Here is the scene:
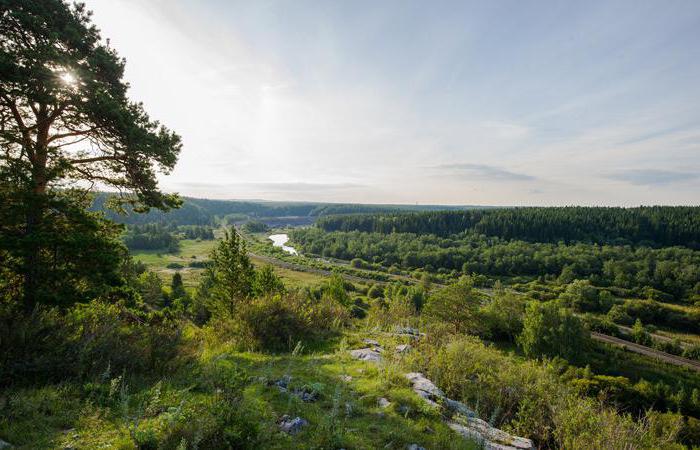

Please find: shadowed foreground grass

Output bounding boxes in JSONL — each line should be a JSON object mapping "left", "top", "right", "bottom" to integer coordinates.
{"left": 0, "top": 327, "right": 478, "bottom": 449}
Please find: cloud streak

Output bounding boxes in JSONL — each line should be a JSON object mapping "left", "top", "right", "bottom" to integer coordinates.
{"left": 429, "top": 163, "right": 536, "bottom": 182}
{"left": 605, "top": 169, "right": 698, "bottom": 186}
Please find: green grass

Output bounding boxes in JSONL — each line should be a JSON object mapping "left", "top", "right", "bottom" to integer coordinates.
{"left": 0, "top": 329, "right": 479, "bottom": 449}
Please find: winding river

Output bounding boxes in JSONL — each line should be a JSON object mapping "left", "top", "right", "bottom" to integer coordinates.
{"left": 268, "top": 233, "right": 298, "bottom": 255}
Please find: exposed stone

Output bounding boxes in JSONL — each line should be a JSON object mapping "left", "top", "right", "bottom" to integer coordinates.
{"left": 395, "top": 344, "right": 411, "bottom": 354}
{"left": 278, "top": 415, "right": 308, "bottom": 435}
{"left": 407, "top": 444, "right": 426, "bottom": 450}
{"left": 377, "top": 397, "right": 391, "bottom": 408}
{"left": 340, "top": 374, "right": 353, "bottom": 382}
{"left": 0, "top": 440, "right": 13, "bottom": 449}
{"left": 269, "top": 376, "right": 319, "bottom": 402}
{"left": 405, "top": 372, "right": 533, "bottom": 450}
{"left": 395, "top": 326, "right": 425, "bottom": 338}
{"left": 363, "top": 338, "right": 381, "bottom": 347}
{"left": 350, "top": 347, "right": 382, "bottom": 362}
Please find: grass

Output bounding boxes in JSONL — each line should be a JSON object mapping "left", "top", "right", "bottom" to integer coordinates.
{"left": 132, "top": 234, "right": 351, "bottom": 291}
{"left": 0, "top": 328, "right": 479, "bottom": 449}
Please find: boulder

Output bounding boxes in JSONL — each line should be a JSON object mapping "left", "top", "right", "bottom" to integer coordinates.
{"left": 278, "top": 415, "right": 308, "bottom": 435}
{"left": 0, "top": 440, "right": 13, "bottom": 449}
{"left": 407, "top": 444, "right": 426, "bottom": 450}
{"left": 350, "top": 347, "right": 382, "bottom": 363}
{"left": 377, "top": 397, "right": 391, "bottom": 408}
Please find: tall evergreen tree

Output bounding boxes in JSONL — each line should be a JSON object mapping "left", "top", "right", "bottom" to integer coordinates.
{"left": 0, "top": 1, "right": 182, "bottom": 309}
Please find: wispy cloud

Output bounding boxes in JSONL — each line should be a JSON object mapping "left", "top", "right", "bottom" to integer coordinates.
{"left": 429, "top": 163, "right": 536, "bottom": 182}
{"left": 605, "top": 169, "right": 698, "bottom": 186}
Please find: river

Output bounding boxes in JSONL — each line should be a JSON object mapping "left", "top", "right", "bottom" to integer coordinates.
{"left": 268, "top": 233, "right": 298, "bottom": 255}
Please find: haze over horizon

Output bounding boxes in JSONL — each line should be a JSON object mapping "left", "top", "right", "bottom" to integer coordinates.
{"left": 85, "top": 0, "right": 700, "bottom": 206}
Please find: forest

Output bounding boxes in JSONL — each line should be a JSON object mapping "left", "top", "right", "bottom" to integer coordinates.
{"left": 2, "top": 1, "right": 700, "bottom": 449}
{"left": 316, "top": 206, "right": 700, "bottom": 248}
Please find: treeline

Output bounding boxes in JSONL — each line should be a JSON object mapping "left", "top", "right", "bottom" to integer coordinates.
{"left": 290, "top": 228, "right": 700, "bottom": 302}
{"left": 316, "top": 206, "right": 700, "bottom": 248}
{"left": 92, "top": 193, "right": 474, "bottom": 227}
{"left": 122, "top": 224, "right": 214, "bottom": 251}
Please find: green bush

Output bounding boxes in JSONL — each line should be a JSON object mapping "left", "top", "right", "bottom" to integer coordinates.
{"left": 0, "top": 298, "right": 181, "bottom": 385}
{"left": 208, "top": 293, "right": 349, "bottom": 352}
{"left": 408, "top": 335, "right": 682, "bottom": 448}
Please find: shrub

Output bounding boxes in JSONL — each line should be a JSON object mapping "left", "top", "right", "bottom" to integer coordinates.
{"left": 518, "top": 301, "right": 590, "bottom": 364}
{"left": 0, "top": 298, "right": 181, "bottom": 384}
{"left": 166, "top": 262, "right": 184, "bottom": 269}
{"left": 208, "top": 293, "right": 348, "bottom": 352}
{"left": 408, "top": 335, "right": 682, "bottom": 448}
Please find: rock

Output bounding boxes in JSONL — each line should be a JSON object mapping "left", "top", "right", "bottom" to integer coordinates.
{"left": 395, "top": 326, "right": 425, "bottom": 337}
{"left": 405, "top": 372, "right": 445, "bottom": 406}
{"left": 445, "top": 398, "right": 476, "bottom": 418}
{"left": 448, "top": 420, "right": 533, "bottom": 450}
{"left": 407, "top": 444, "right": 426, "bottom": 450}
{"left": 340, "top": 374, "right": 353, "bottom": 382}
{"left": 271, "top": 375, "right": 291, "bottom": 392}
{"left": 350, "top": 347, "right": 382, "bottom": 362}
{"left": 377, "top": 397, "right": 391, "bottom": 408}
{"left": 293, "top": 386, "right": 319, "bottom": 402}
{"left": 0, "top": 440, "right": 13, "bottom": 449}
{"left": 278, "top": 415, "right": 309, "bottom": 435}
{"left": 395, "top": 344, "right": 411, "bottom": 354}
{"left": 405, "top": 372, "right": 533, "bottom": 450}
{"left": 363, "top": 338, "right": 381, "bottom": 347}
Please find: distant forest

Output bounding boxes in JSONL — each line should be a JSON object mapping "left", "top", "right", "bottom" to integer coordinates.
{"left": 91, "top": 193, "right": 480, "bottom": 226}
{"left": 316, "top": 206, "right": 700, "bottom": 248}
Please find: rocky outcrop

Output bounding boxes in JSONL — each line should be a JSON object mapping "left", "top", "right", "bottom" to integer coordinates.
{"left": 405, "top": 372, "right": 533, "bottom": 450}
{"left": 0, "top": 439, "right": 12, "bottom": 449}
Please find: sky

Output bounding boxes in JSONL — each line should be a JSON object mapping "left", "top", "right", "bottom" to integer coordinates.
{"left": 83, "top": 0, "right": 700, "bottom": 206}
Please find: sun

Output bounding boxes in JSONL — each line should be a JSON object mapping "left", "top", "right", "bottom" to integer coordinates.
{"left": 59, "top": 71, "right": 77, "bottom": 86}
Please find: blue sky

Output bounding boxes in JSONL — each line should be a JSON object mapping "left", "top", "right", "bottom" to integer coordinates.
{"left": 85, "top": 0, "right": 700, "bottom": 205}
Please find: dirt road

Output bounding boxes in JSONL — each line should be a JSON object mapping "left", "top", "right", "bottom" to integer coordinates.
{"left": 591, "top": 332, "right": 700, "bottom": 372}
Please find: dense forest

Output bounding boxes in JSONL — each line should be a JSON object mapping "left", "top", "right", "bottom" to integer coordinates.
{"left": 92, "top": 193, "right": 475, "bottom": 226}
{"left": 291, "top": 228, "right": 700, "bottom": 302}
{"left": 317, "top": 206, "right": 700, "bottom": 248}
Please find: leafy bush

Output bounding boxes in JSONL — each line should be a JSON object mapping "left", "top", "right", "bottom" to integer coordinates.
{"left": 408, "top": 335, "right": 682, "bottom": 448}
{"left": 0, "top": 298, "right": 181, "bottom": 385}
{"left": 207, "top": 293, "right": 348, "bottom": 352}
{"left": 518, "top": 301, "right": 590, "bottom": 363}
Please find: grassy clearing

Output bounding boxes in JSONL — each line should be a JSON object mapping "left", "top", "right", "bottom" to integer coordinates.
{"left": 0, "top": 328, "right": 478, "bottom": 449}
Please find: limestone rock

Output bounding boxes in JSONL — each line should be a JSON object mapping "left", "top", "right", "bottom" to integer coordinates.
{"left": 405, "top": 372, "right": 533, "bottom": 450}
{"left": 0, "top": 439, "right": 13, "bottom": 449}
{"left": 378, "top": 397, "right": 391, "bottom": 408}
{"left": 350, "top": 347, "right": 382, "bottom": 362}
{"left": 407, "top": 444, "right": 426, "bottom": 450}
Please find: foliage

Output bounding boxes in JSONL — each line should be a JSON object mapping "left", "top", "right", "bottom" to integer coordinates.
{"left": 408, "top": 334, "right": 682, "bottom": 448}
{"left": 201, "top": 228, "right": 254, "bottom": 317}
{"left": 242, "top": 220, "right": 270, "bottom": 233}
{"left": 423, "top": 277, "right": 485, "bottom": 335}
{"left": 0, "top": 188, "right": 126, "bottom": 309}
{"left": 315, "top": 206, "right": 700, "bottom": 248}
{"left": 207, "top": 293, "right": 348, "bottom": 352}
{"left": 291, "top": 227, "right": 700, "bottom": 301}
{"left": 518, "top": 301, "right": 590, "bottom": 363}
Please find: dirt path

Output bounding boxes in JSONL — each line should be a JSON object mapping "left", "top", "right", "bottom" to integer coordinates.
{"left": 591, "top": 332, "right": 700, "bottom": 372}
